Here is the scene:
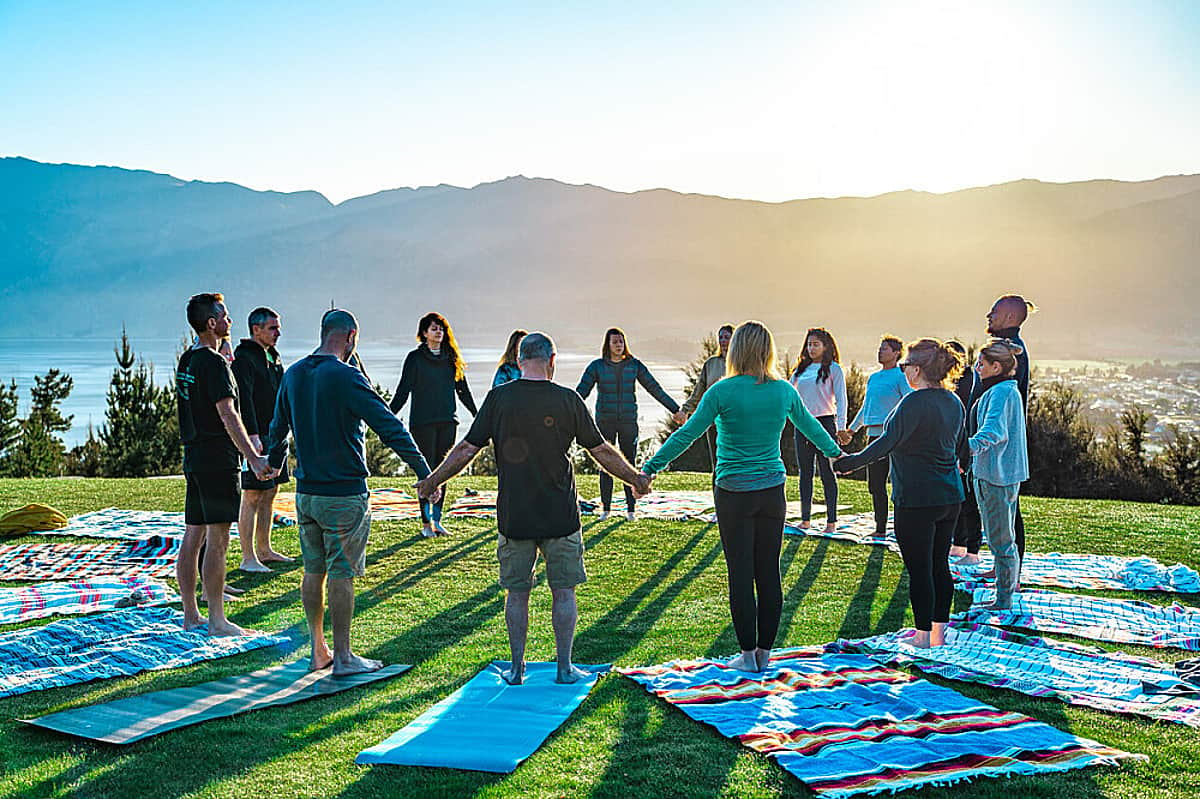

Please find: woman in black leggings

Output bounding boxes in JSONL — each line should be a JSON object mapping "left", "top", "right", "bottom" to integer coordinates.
{"left": 835, "top": 338, "right": 969, "bottom": 648}
{"left": 390, "top": 312, "right": 477, "bottom": 537}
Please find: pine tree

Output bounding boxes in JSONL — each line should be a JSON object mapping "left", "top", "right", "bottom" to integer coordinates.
{"left": 7, "top": 369, "right": 73, "bottom": 477}
{"left": 0, "top": 379, "right": 19, "bottom": 475}
{"left": 99, "top": 327, "right": 180, "bottom": 476}
{"left": 656, "top": 334, "right": 720, "bottom": 472}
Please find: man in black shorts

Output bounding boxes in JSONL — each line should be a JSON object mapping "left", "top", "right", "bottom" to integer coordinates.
{"left": 416, "top": 332, "right": 649, "bottom": 685}
{"left": 176, "top": 293, "right": 272, "bottom": 636}
{"left": 232, "top": 306, "right": 292, "bottom": 573}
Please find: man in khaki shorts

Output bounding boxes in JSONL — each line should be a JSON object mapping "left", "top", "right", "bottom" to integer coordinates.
{"left": 417, "top": 332, "right": 649, "bottom": 684}
{"left": 265, "top": 310, "right": 433, "bottom": 675}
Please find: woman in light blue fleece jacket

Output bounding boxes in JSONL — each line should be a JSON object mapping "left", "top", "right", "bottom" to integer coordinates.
{"left": 968, "top": 338, "right": 1029, "bottom": 609}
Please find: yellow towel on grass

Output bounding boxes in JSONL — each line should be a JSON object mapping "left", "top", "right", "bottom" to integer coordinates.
{"left": 0, "top": 503, "right": 69, "bottom": 536}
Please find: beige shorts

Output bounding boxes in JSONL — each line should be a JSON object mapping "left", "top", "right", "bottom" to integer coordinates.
{"left": 296, "top": 493, "right": 370, "bottom": 579}
{"left": 497, "top": 529, "right": 586, "bottom": 591}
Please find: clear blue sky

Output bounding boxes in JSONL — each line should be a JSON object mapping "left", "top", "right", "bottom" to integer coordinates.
{"left": 2, "top": 0, "right": 1198, "bottom": 203}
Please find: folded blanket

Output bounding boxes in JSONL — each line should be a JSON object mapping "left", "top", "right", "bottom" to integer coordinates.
{"left": 0, "top": 537, "right": 179, "bottom": 581}
{"left": 619, "top": 648, "right": 1140, "bottom": 798}
{"left": 0, "top": 576, "right": 176, "bottom": 625}
{"left": 957, "top": 588, "right": 1200, "bottom": 650}
{"left": 0, "top": 607, "right": 287, "bottom": 698}
{"left": 952, "top": 551, "right": 1200, "bottom": 593}
{"left": 835, "top": 623, "right": 1200, "bottom": 727}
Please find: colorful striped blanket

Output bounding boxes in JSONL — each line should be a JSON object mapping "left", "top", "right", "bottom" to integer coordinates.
{"left": 0, "top": 536, "right": 179, "bottom": 581}
{"left": 38, "top": 508, "right": 291, "bottom": 540}
{"left": 619, "top": 648, "right": 1139, "bottom": 798}
{"left": 696, "top": 502, "right": 850, "bottom": 525}
{"left": 835, "top": 623, "right": 1200, "bottom": 727}
{"left": 447, "top": 489, "right": 499, "bottom": 518}
{"left": 0, "top": 607, "right": 288, "bottom": 699}
{"left": 952, "top": 551, "right": 1200, "bottom": 593}
{"left": 586, "top": 490, "right": 715, "bottom": 520}
{"left": 956, "top": 588, "right": 1200, "bottom": 651}
{"left": 273, "top": 488, "right": 422, "bottom": 523}
{"left": 784, "top": 513, "right": 898, "bottom": 549}
{"left": 0, "top": 576, "right": 176, "bottom": 626}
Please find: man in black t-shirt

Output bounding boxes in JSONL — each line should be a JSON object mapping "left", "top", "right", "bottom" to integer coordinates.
{"left": 176, "top": 292, "right": 273, "bottom": 636}
{"left": 416, "top": 332, "right": 649, "bottom": 685}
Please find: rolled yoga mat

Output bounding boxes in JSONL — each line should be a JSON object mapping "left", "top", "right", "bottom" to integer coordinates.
{"left": 356, "top": 661, "right": 608, "bottom": 772}
{"left": 23, "top": 661, "right": 410, "bottom": 744}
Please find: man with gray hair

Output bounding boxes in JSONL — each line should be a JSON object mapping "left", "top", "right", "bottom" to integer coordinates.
{"left": 265, "top": 309, "right": 434, "bottom": 675}
{"left": 416, "top": 331, "right": 650, "bottom": 685}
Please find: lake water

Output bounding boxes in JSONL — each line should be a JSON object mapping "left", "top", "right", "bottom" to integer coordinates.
{"left": 0, "top": 338, "right": 688, "bottom": 447}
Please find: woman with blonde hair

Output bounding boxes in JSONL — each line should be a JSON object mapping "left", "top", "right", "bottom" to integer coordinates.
{"left": 968, "top": 338, "right": 1029, "bottom": 609}
{"left": 391, "top": 312, "right": 478, "bottom": 537}
{"left": 835, "top": 338, "right": 969, "bottom": 648}
{"left": 492, "top": 329, "right": 528, "bottom": 389}
{"left": 642, "top": 321, "right": 843, "bottom": 671}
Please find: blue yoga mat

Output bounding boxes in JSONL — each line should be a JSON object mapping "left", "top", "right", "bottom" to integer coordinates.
{"left": 356, "top": 661, "right": 609, "bottom": 772}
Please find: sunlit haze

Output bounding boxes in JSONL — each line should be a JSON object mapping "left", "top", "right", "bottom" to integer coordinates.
{"left": 2, "top": 0, "right": 1198, "bottom": 202}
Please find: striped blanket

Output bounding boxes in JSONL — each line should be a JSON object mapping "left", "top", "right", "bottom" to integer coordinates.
{"left": 619, "top": 648, "right": 1139, "bottom": 798}
{"left": 0, "top": 576, "right": 176, "bottom": 626}
{"left": 784, "top": 513, "right": 898, "bottom": 549}
{"left": 836, "top": 623, "right": 1200, "bottom": 727}
{"left": 695, "top": 502, "right": 850, "bottom": 525}
{"left": 273, "top": 488, "right": 422, "bottom": 523}
{"left": 953, "top": 551, "right": 1200, "bottom": 593}
{"left": 586, "top": 490, "right": 715, "bottom": 520}
{"left": 447, "top": 490, "right": 499, "bottom": 518}
{"left": 957, "top": 588, "right": 1200, "bottom": 650}
{"left": 38, "top": 508, "right": 292, "bottom": 540}
{"left": 0, "top": 607, "right": 287, "bottom": 699}
{"left": 0, "top": 536, "right": 179, "bottom": 581}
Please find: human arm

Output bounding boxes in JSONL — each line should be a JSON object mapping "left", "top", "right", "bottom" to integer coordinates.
{"left": 967, "top": 391, "right": 1008, "bottom": 457}
{"left": 388, "top": 351, "right": 417, "bottom": 415}
{"left": 264, "top": 387, "right": 292, "bottom": 472}
{"left": 834, "top": 396, "right": 912, "bottom": 473}
{"left": 352, "top": 372, "right": 432, "bottom": 479}
{"left": 589, "top": 441, "right": 650, "bottom": 495}
{"left": 637, "top": 360, "right": 681, "bottom": 415}
{"left": 575, "top": 361, "right": 597, "bottom": 399}
{"left": 216, "top": 398, "right": 272, "bottom": 478}
{"left": 643, "top": 388, "right": 720, "bottom": 475}
{"left": 230, "top": 355, "right": 260, "bottom": 445}
{"left": 788, "top": 388, "right": 843, "bottom": 459}
{"left": 831, "top": 362, "right": 849, "bottom": 432}
{"left": 456, "top": 376, "right": 478, "bottom": 417}
{"left": 680, "top": 359, "right": 712, "bottom": 416}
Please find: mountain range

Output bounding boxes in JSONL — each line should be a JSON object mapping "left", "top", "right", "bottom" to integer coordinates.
{"left": 2, "top": 156, "right": 1197, "bottom": 358}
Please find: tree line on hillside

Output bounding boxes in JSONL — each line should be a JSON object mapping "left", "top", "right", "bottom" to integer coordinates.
{"left": 1, "top": 330, "right": 1199, "bottom": 506}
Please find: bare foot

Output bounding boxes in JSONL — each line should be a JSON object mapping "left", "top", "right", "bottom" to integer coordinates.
{"left": 909, "top": 629, "right": 932, "bottom": 648}
{"left": 949, "top": 545, "right": 967, "bottom": 558}
{"left": 257, "top": 550, "right": 294, "bottom": 563}
{"left": 823, "top": 522, "right": 837, "bottom": 535}
{"left": 207, "top": 618, "right": 250, "bottom": 637}
{"left": 956, "top": 553, "right": 981, "bottom": 566}
{"left": 421, "top": 524, "right": 437, "bottom": 539}
{"left": 625, "top": 511, "right": 635, "bottom": 522}
{"left": 501, "top": 664, "right": 525, "bottom": 685}
{"left": 930, "top": 623, "right": 947, "bottom": 647}
{"left": 796, "top": 520, "right": 812, "bottom": 530}
{"left": 432, "top": 521, "right": 450, "bottom": 537}
{"left": 725, "top": 652, "right": 761, "bottom": 672}
{"left": 332, "top": 653, "right": 383, "bottom": 676}
{"left": 598, "top": 511, "right": 610, "bottom": 521}
{"left": 557, "top": 664, "right": 592, "bottom": 684}
{"left": 754, "top": 648, "right": 771, "bottom": 671}
{"left": 182, "top": 613, "right": 208, "bottom": 631}
{"left": 224, "top": 585, "right": 246, "bottom": 595}
{"left": 309, "top": 642, "right": 334, "bottom": 672}
{"left": 239, "top": 558, "right": 272, "bottom": 573}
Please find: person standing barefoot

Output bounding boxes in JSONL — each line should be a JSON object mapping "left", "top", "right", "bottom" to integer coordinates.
{"left": 790, "top": 328, "right": 850, "bottom": 534}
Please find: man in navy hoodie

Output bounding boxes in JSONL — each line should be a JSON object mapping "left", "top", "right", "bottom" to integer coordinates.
{"left": 265, "top": 309, "right": 433, "bottom": 675}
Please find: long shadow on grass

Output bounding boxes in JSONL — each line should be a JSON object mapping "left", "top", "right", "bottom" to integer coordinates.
{"left": 836, "top": 546, "right": 886, "bottom": 640}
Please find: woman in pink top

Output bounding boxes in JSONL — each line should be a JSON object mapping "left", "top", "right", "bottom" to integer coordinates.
{"left": 789, "top": 328, "right": 850, "bottom": 534}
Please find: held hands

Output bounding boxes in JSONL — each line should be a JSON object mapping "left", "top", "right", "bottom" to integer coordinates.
{"left": 631, "top": 470, "right": 655, "bottom": 498}
{"left": 414, "top": 478, "right": 443, "bottom": 504}
{"left": 671, "top": 410, "right": 688, "bottom": 426}
{"left": 831, "top": 456, "right": 852, "bottom": 477}
{"left": 835, "top": 429, "right": 853, "bottom": 447}
{"left": 249, "top": 455, "right": 278, "bottom": 482}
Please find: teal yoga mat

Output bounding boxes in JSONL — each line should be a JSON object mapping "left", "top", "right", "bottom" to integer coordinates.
{"left": 356, "top": 661, "right": 608, "bottom": 772}
{"left": 23, "top": 661, "right": 409, "bottom": 744}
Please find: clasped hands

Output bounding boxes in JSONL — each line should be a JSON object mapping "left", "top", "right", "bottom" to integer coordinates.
{"left": 413, "top": 477, "right": 444, "bottom": 504}
{"left": 631, "top": 470, "right": 654, "bottom": 498}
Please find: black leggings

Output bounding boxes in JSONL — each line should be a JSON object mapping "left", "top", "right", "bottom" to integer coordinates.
{"left": 714, "top": 483, "right": 786, "bottom": 651}
{"left": 893, "top": 503, "right": 960, "bottom": 631}
{"left": 412, "top": 421, "right": 457, "bottom": 522}
{"left": 795, "top": 415, "right": 838, "bottom": 523}
{"left": 953, "top": 475, "right": 983, "bottom": 553}
{"left": 865, "top": 435, "right": 890, "bottom": 533}
{"left": 598, "top": 419, "right": 638, "bottom": 513}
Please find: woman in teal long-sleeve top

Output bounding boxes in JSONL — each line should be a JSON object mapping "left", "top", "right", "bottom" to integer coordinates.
{"left": 643, "top": 321, "right": 842, "bottom": 673}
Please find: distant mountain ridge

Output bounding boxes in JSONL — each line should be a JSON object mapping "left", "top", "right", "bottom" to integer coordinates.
{"left": 2, "top": 156, "right": 1198, "bottom": 358}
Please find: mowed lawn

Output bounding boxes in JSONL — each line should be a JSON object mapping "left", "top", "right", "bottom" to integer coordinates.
{"left": 2, "top": 474, "right": 1199, "bottom": 799}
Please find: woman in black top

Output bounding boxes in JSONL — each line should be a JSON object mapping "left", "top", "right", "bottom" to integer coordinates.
{"left": 946, "top": 340, "right": 982, "bottom": 565}
{"left": 391, "top": 312, "right": 477, "bottom": 537}
{"left": 835, "top": 339, "right": 969, "bottom": 649}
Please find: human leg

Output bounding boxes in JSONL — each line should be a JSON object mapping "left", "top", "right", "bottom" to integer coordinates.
{"left": 975, "top": 480, "right": 1020, "bottom": 608}
{"left": 551, "top": 588, "right": 590, "bottom": 683}
{"left": 201, "top": 523, "right": 245, "bottom": 636}
{"left": 597, "top": 418, "right": 618, "bottom": 513}
{"left": 617, "top": 422, "right": 638, "bottom": 515}
{"left": 540, "top": 530, "right": 589, "bottom": 682}
{"left": 301, "top": 572, "right": 332, "bottom": 670}
{"left": 892, "top": 505, "right": 938, "bottom": 638}
{"left": 327, "top": 577, "right": 379, "bottom": 675}
{"left": 865, "top": 436, "right": 890, "bottom": 533}
{"left": 714, "top": 485, "right": 761, "bottom": 669}
{"left": 496, "top": 533, "right": 540, "bottom": 683}
{"left": 813, "top": 415, "right": 839, "bottom": 526}
{"left": 794, "top": 429, "right": 817, "bottom": 526}
{"left": 411, "top": 424, "right": 439, "bottom": 533}
{"left": 255, "top": 485, "right": 291, "bottom": 561}
{"left": 429, "top": 422, "right": 457, "bottom": 532}
{"left": 751, "top": 485, "right": 786, "bottom": 667}
{"left": 237, "top": 488, "right": 269, "bottom": 571}
{"left": 929, "top": 503, "right": 958, "bottom": 645}
{"left": 178, "top": 523, "right": 207, "bottom": 630}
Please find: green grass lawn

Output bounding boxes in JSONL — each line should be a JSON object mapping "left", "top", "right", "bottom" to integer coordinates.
{"left": 2, "top": 474, "right": 1199, "bottom": 799}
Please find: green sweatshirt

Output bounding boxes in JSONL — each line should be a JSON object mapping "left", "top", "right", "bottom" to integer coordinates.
{"left": 645, "top": 375, "right": 842, "bottom": 490}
